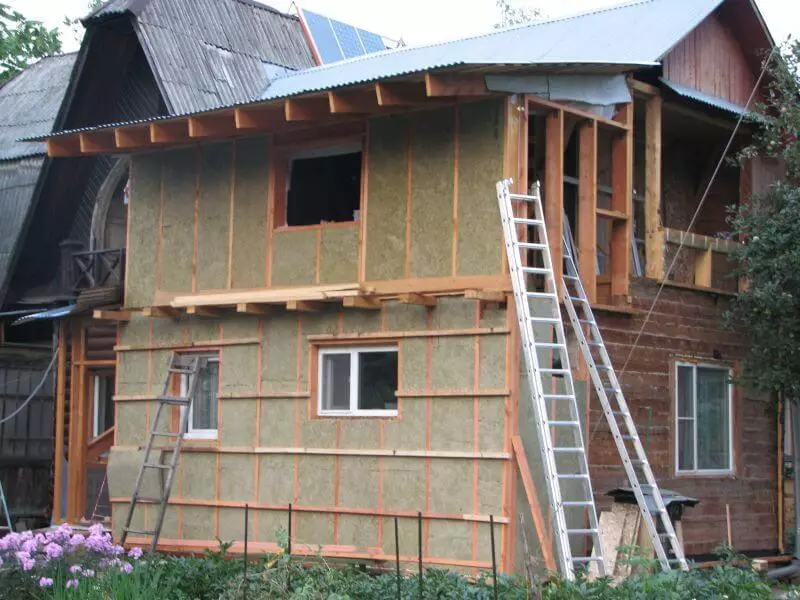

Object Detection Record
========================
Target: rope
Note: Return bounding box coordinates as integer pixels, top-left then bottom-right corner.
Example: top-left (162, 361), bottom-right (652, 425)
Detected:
top-left (0, 348), bottom-right (58, 425)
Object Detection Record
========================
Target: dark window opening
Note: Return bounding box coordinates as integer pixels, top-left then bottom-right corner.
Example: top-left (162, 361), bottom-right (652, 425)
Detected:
top-left (286, 149), bottom-right (362, 227)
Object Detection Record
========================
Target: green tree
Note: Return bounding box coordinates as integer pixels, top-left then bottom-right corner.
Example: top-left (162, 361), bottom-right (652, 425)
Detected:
top-left (727, 41), bottom-right (800, 397)
top-left (495, 0), bottom-right (541, 28)
top-left (0, 3), bottom-right (61, 84)
top-left (63, 0), bottom-right (106, 46)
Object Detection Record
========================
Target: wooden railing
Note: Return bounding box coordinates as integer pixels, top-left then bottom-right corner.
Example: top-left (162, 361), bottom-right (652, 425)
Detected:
top-left (652, 228), bottom-right (741, 293)
top-left (71, 248), bottom-right (125, 293)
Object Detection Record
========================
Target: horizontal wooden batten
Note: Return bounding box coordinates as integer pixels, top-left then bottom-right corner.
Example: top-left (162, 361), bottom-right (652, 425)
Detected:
top-left (308, 327), bottom-right (509, 342)
top-left (596, 207), bottom-right (629, 221)
top-left (527, 96), bottom-right (630, 131)
top-left (395, 389), bottom-right (509, 398)
top-left (92, 310), bottom-right (131, 322)
top-left (114, 337), bottom-right (260, 352)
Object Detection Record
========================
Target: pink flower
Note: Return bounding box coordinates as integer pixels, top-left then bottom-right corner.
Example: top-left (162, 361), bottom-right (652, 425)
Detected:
top-left (83, 569), bottom-right (95, 578)
top-left (69, 564), bottom-right (83, 574)
top-left (128, 547), bottom-right (143, 559)
top-left (88, 523), bottom-right (105, 536)
top-left (38, 577), bottom-right (53, 587)
top-left (68, 534), bottom-right (85, 548)
top-left (120, 561), bottom-right (134, 574)
top-left (66, 579), bottom-right (79, 589)
top-left (45, 542), bottom-right (63, 559)
top-left (21, 558), bottom-right (35, 571)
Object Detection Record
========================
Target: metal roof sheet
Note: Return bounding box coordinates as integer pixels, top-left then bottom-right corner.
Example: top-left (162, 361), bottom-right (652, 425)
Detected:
top-left (660, 77), bottom-right (751, 117)
top-left (11, 304), bottom-right (76, 326)
top-left (0, 54), bottom-right (77, 160)
top-left (260, 0), bottom-right (725, 101)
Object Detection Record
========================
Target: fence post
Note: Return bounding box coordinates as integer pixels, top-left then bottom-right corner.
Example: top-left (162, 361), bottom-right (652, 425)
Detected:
top-left (243, 503), bottom-right (249, 600)
top-left (417, 511), bottom-right (423, 600)
top-left (395, 516), bottom-right (401, 600)
top-left (490, 514), bottom-right (498, 600)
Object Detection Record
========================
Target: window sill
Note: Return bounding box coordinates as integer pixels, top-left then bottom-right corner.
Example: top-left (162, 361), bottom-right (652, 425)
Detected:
top-left (274, 222), bottom-right (357, 233)
top-left (184, 432), bottom-right (218, 442)
top-left (675, 470), bottom-right (735, 479)
top-left (317, 411), bottom-right (399, 419)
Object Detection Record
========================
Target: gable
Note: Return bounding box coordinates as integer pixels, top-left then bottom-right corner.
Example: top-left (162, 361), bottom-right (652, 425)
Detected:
top-left (662, 3), bottom-right (769, 107)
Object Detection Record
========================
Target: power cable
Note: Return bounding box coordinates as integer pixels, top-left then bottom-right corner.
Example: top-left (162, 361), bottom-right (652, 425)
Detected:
top-left (0, 348), bottom-right (58, 426)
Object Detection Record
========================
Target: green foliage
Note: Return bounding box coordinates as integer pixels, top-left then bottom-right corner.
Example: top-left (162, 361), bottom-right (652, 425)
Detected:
top-left (0, 3), bottom-right (61, 84)
top-left (728, 41), bottom-right (800, 397)
top-left (63, 0), bottom-right (106, 47)
top-left (495, 0), bottom-right (541, 28)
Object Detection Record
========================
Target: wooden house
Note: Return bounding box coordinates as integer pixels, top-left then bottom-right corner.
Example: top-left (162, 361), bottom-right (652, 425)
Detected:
top-left (32, 0), bottom-right (784, 573)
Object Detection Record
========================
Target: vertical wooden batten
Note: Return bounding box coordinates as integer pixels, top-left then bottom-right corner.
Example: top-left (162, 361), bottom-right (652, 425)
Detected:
top-left (578, 121), bottom-right (598, 303)
top-left (645, 95), bottom-right (664, 280)
top-left (610, 104), bottom-right (633, 303)
top-left (544, 109), bottom-right (565, 287)
top-left (53, 324), bottom-right (68, 523)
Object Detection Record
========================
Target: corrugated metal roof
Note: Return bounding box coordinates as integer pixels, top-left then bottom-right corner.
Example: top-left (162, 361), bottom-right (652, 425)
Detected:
top-left (660, 77), bottom-right (751, 116)
top-left (11, 304), bottom-right (76, 326)
top-left (260, 0), bottom-right (725, 100)
top-left (0, 54), bottom-right (77, 160)
top-left (86, 0), bottom-right (315, 113)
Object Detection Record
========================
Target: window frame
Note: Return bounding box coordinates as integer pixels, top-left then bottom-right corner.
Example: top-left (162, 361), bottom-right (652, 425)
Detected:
top-left (180, 355), bottom-right (220, 440)
top-left (272, 135), bottom-right (365, 230)
top-left (317, 345), bottom-right (399, 418)
top-left (674, 361), bottom-right (734, 476)
top-left (91, 374), bottom-right (115, 439)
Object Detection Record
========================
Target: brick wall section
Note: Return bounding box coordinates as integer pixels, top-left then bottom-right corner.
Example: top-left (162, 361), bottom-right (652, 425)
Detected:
top-left (588, 279), bottom-right (778, 556)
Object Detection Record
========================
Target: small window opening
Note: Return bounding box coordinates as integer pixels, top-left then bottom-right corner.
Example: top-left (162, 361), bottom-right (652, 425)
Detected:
top-left (318, 346), bottom-right (398, 416)
top-left (180, 355), bottom-right (219, 439)
top-left (92, 374), bottom-right (115, 438)
top-left (285, 145), bottom-right (362, 227)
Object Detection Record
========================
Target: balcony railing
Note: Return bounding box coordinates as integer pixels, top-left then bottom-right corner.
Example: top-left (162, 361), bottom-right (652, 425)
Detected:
top-left (71, 248), bottom-right (125, 293)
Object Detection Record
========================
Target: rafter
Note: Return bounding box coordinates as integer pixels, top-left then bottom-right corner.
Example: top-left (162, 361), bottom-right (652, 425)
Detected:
top-left (150, 121), bottom-right (190, 144)
top-left (188, 114), bottom-right (237, 138)
top-left (47, 136), bottom-right (81, 157)
top-left (234, 106), bottom-right (286, 130)
top-left (328, 90), bottom-right (381, 114)
top-left (115, 125), bottom-right (151, 150)
top-left (186, 306), bottom-right (225, 317)
top-left (79, 131), bottom-right (117, 154)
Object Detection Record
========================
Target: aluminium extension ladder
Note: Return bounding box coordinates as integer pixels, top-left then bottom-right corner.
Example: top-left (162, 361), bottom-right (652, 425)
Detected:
top-left (0, 477), bottom-right (12, 535)
top-left (497, 179), bottom-right (605, 580)
top-left (120, 353), bottom-right (204, 552)
top-left (561, 230), bottom-right (689, 572)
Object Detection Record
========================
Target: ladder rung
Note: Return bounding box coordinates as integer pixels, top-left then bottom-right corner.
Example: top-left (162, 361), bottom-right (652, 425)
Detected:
top-left (122, 528), bottom-right (156, 536)
top-left (518, 242), bottom-right (548, 250)
top-left (572, 556), bottom-right (604, 562)
top-left (568, 296), bottom-right (588, 304)
top-left (540, 368), bottom-right (570, 374)
top-left (529, 316), bottom-right (560, 323)
top-left (562, 501), bottom-right (593, 507)
top-left (526, 292), bottom-right (557, 299)
top-left (553, 447), bottom-right (584, 453)
top-left (543, 394), bottom-right (573, 400)
top-left (513, 218), bottom-right (544, 226)
top-left (547, 421), bottom-right (581, 427)
top-left (557, 473), bottom-right (589, 479)
top-left (533, 342), bottom-right (565, 349)
top-left (143, 463), bottom-right (170, 470)
top-left (157, 395), bottom-right (191, 406)
top-left (567, 529), bottom-right (598, 535)
top-left (563, 275), bottom-right (579, 281)
top-left (522, 267), bottom-right (550, 275)
top-left (134, 496), bottom-right (164, 503)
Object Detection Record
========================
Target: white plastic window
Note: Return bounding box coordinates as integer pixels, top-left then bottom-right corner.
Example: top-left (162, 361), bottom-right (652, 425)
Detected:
top-left (318, 346), bottom-right (398, 417)
top-left (180, 356), bottom-right (219, 439)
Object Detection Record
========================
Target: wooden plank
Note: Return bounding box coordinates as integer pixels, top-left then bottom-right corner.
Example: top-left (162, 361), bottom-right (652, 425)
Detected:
top-left (236, 303), bottom-right (272, 315)
top-left (694, 248), bottom-right (713, 288)
top-left (234, 106), bottom-right (285, 130)
top-left (284, 97), bottom-right (331, 121)
top-left (46, 136), bottom-right (81, 157)
top-left (92, 310), bottom-right (132, 322)
top-left (645, 95), bottom-right (665, 280)
top-left (150, 121), bottom-right (189, 144)
top-left (610, 103), bottom-right (633, 303)
top-left (342, 296), bottom-right (382, 310)
top-left (186, 306), bottom-right (225, 317)
top-left (511, 436), bottom-right (556, 571)
top-left (578, 121), bottom-right (598, 304)
top-left (631, 79), bottom-right (660, 96)
top-left (307, 327), bottom-right (508, 341)
top-left (397, 293), bottom-right (437, 307)
top-left (464, 289), bottom-right (506, 303)
top-left (114, 337), bottom-right (261, 352)
top-left (596, 207), bottom-right (628, 221)
top-left (171, 283), bottom-right (362, 308)
top-left (141, 306), bottom-right (181, 319)
top-left (545, 110), bottom-right (564, 288)
top-left (425, 72), bottom-right (486, 97)
top-left (375, 81), bottom-right (428, 106)
top-left (286, 300), bottom-right (325, 312)
top-left (188, 114), bottom-right (237, 138)
top-left (528, 96), bottom-right (629, 131)
top-left (52, 325), bottom-right (67, 523)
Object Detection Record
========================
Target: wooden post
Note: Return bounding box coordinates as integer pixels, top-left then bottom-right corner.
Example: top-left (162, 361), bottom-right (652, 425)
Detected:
top-left (52, 324), bottom-right (68, 523)
top-left (645, 95), bottom-right (664, 280)
top-left (694, 248), bottom-right (713, 288)
top-left (544, 110), bottom-right (564, 288)
top-left (578, 121), bottom-right (598, 304)
top-left (610, 104), bottom-right (633, 303)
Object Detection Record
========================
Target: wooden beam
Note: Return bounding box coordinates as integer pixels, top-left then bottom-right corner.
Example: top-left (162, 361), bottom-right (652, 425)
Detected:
top-left (342, 296), bottom-right (382, 310)
top-left (645, 94), bottom-right (665, 280)
top-left (397, 293), bottom-right (437, 307)
top-left (544, 110), bottom-right (564, 289)
top-left (286, 300), bottom-right (325, 312)
top-left (236, 303), bottom-right (272, 315)
top-left (115, 125), bottom-right (150, 150)
top-left (188, 114), bottom-right (237, 138)
top-left (186, 306), bottom-right (224, 317)
top-left (511, 436), bottom-right (556, 572)
top-left (631, 79), bottom-right (660, 97)
top-left (47, 136), bottom-right (81, 157)
top-left (150, 121), bottom-right (189, 144)
top-left (694, 248), bottom-right (713, 288)
top-left (284, 97), bottom-right (331, 121)
top-left (610, 103), bottom-right (633, 303)
top-left (92, 310), bottom-right (132, 322)
top-left (79, 130), bottom-right (116, 153)
top-left (595, 207), bottom-right (628, 221)
top-left (328, 90), bottom-right (381, 114)
top-left (425, 72), bottom-right (486, 97)
top-left (578, 121), bottom-right (598, 304)
top-left (142, 306), bottom-right (181, 319)
top-left (464, 289), bottom-right (506, 303)
top-left (234, 106), bottom-right (285, 130)
top-left (52, 325), bottom-right (67, 523)
top-left (375, 81), bottom-right (428, 106)
top-left (528, 96), bottom-right (629, 131)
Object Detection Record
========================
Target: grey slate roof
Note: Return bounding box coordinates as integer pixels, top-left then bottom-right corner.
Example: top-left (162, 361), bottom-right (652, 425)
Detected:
top-left (87, 0), bottom-right (315, 114)
top-left (0, 54), bottom-right (77, 160)
top-left (260, 0), bottom-right (725, 101)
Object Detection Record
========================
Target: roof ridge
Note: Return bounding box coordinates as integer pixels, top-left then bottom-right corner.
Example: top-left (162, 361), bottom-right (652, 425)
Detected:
top-left (269, 0), bottom-right (658, 82)
top-left (234, 0), bottom-right (301, 21)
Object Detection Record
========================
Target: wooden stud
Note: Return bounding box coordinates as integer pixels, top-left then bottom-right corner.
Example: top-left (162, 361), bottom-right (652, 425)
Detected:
top-left (425, 72), bottom-right (486, 97)
top-left (464, 289), bottom-right (506, 303)
top-left (234, 106), bottom-right (285, 130)
top-left (46, 136), bottom-right (81, 157)
top-left (92, 310), bottom-right (132, 322)
top-left (186, 306), bottom-right (225, 317)
top-left (375, 81), bottom-right (428, 106)
top-left (544, 109), bottom-right (564, 288)
top-left (645, 94), bottom-right (665, 280)
top-left (79, 130), bottom-right (116, 153)
top-left (142, 306), bottom-right (181, 319)
top-left (578, 121), bottom-right (598, 304)
top-left (631, 79), bottom-right (660, 97)
top-left (397, 293), bottom-right (437, 307)
top-left (115, 125), bottom-right (151, 149)
top-left (328, 90), bottom-right (381, 114)
top-left (342, 296), bottom-right (382, 310)
top-left (150, 121), bottom-right (189, 144)
top-left (286, 300), bottom-right (325, 312)
top-left (236, 303), bottom-right (272, 315)
top-left (529, 96), bottom-right (629, 132)
top-left (188, 114), bottom-right (237, 138)
top-left (52, 325), bottom-right (67, 523)
top-left (596, 207), bottom-right (628, 221)
top-left (610, 103), bottom-right (633, 303)
top-left (694, 248), bottom-right (713, 288)
top-left (284, 97), bottom-right (331, 121)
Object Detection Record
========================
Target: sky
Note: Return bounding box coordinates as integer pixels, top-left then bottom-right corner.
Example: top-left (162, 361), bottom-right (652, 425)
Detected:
top-left (7, 0), bottom-right (800, 53)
